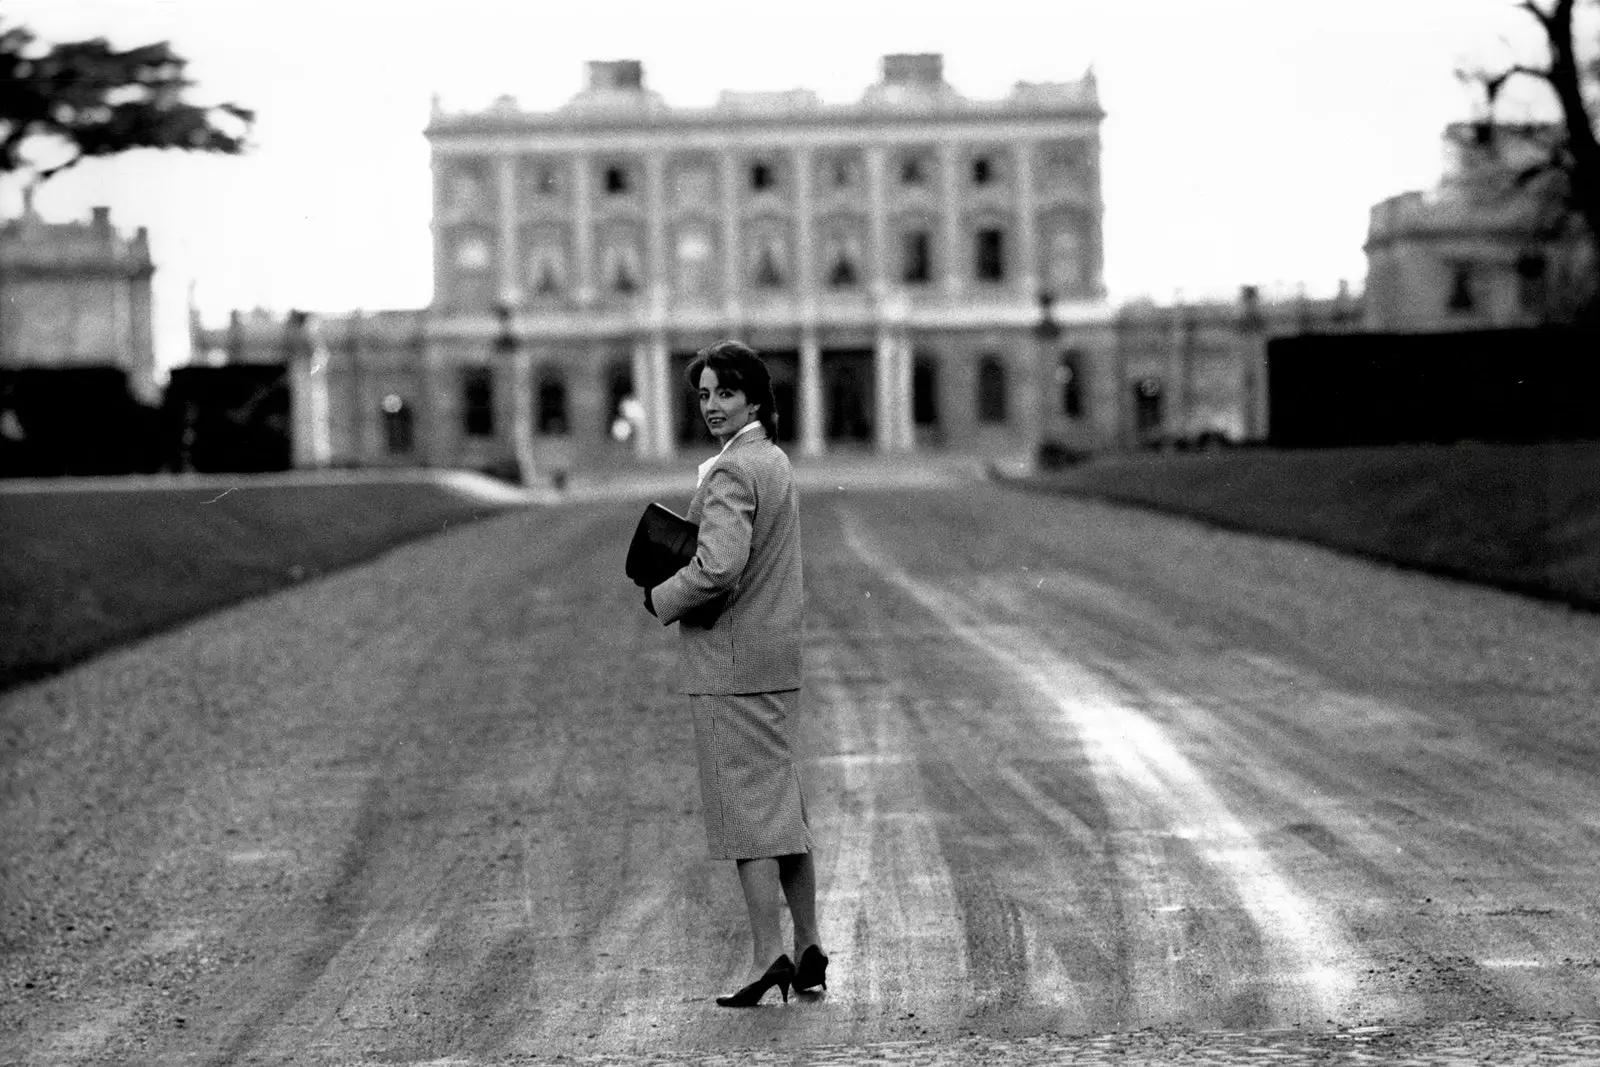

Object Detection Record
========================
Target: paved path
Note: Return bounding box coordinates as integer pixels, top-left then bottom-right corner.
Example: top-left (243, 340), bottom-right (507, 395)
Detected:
top-left (3, 475), bottom-right (1599, 1064)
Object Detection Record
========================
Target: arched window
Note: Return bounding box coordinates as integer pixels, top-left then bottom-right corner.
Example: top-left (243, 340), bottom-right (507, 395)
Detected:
top-left (977, 355), bottom-right (1007, 424)
top-left (1134, 376), bottom-right (1164, 440)
top-left (1048, 226), bottom-right (1086, 295)
top-left (1057, 349), bottom-right (1085, 418)
top-left (606, 360), bottom-right (635, 441)
top-left (603, 240), bottom-right (642, 295)
top-left (902, 229), bottom-right (932, 284)
top-left (829, 155), bottom-right (858, 189)
top-left (528, 240), bottom-right (565, 297)
top-left (750, 161), bottom-right (777, 192)
top-left (537, 369), bottom-right (568, 435)
top-left (751, 231), bottom-right (788, 289)
top-left (461, 367), bottom-right (494, 436)
top-left (381, 394), bottom-right (413, 454)
top-left (975, 227), bottom-right (1007, 282)
top-left (674, 227), bottom-right (714, 296)
top-left (824, 231), bottom-right (861, 288)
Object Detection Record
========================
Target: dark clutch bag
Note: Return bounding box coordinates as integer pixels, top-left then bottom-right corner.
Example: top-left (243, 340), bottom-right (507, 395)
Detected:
top-left (626, 502), bottom-right (698, 589)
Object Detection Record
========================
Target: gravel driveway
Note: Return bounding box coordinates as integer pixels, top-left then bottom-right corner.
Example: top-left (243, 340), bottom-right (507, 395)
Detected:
top-left (3, 477), bottom-right (1598, 1064)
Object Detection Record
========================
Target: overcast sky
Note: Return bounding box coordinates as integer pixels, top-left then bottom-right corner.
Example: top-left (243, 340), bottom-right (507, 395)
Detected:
top-left (2, 0), bottom-right (1561, 366)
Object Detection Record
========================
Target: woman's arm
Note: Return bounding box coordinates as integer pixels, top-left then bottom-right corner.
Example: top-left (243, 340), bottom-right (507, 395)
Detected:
top-left (649, 464), bottom-right (754, 625)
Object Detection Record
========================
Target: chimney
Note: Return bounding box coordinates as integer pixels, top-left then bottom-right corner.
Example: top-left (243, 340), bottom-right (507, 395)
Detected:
top-left (587, 59), bottom-right (645, 92)
top-left (91, 206), bottom-right (112, 231)
top-left (881, 53), bottom-right (944, 86)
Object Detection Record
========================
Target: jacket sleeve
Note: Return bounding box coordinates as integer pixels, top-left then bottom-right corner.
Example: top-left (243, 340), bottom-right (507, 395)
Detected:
top-left (649, 463), bottom-right (754, 626)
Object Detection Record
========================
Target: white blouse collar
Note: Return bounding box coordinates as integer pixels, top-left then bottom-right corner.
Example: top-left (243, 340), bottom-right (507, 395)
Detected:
top-left (696, 421), bottom-right (762, 486)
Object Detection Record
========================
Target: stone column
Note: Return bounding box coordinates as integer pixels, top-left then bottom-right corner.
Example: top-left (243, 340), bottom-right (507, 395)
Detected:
top-left (873, 293), bottom-right (908, 453)
top-left (874, 327), bottom-right (895, 453)
top-left (794, 146), bottom-right (815, 297)
top-left (572, 153), bottom-right (595, 305)
top-left (720, 150), bottom-right (742, 321)
top-left (940, 141), bottom-right (963, 295)
top-left (894, 331), bottom-right (915, 451)
top-left (866, 146), bottom-right (887, 295)
top-left (650, 332), bottom-right (673, 458)
top-left (795, 147), bottom-right (823, 457)
top-left (645, 151), bottom-right (668, 309)
top-left (799, 326), bottom-right (823, 457)
top-left (1013, 140), bottom-right (1038, 299)
top-left (496, 154), bottom-right (519, 303)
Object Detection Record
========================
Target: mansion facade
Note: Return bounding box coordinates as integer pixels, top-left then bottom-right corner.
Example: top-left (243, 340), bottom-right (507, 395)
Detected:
top-left (201, 54), bottom-right (1115, 472)
top-left (195, 54), bottom-right (1366, 473)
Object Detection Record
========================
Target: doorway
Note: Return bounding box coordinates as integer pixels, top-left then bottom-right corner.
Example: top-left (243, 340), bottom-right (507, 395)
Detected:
top-left (821, 348), bottom-right (874, 445)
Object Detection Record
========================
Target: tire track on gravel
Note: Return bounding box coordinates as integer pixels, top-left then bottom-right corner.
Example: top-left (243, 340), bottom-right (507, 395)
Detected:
top-left (838, 504), bottom-right (1370, 1027)
top-left (953, 564), bottom-right (1599, 1023)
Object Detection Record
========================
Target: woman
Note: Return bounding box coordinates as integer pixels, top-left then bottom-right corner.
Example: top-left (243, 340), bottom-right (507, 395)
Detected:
top-left (644, 340), bottom-right (828, 1007)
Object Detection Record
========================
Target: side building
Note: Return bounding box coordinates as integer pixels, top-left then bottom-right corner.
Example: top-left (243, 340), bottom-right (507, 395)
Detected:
top-left (0, 201), bottom-right (157, 400)
top-left (1365, 121), bottom-right (1595, 331)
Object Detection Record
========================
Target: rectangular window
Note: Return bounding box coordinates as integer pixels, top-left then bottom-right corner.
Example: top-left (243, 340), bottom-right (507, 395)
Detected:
top-left (461, 367), bottom-right (495, 436)
top-left (903, 230), bottom-right (931, 284)
top-left (976, 228), bottom-right (1006, 282)
top-left (1447, 261), bottom-right (1475, 313)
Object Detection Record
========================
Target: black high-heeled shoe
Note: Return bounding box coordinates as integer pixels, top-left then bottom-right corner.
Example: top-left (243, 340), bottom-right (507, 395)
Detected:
top-left (715, 955), bottom-right (795, 1008)
top-left (794, 945), bottom-right (829, 993)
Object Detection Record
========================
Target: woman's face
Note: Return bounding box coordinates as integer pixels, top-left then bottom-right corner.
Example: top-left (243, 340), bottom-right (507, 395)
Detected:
top-left (697, 367), bottom-right (759, 443)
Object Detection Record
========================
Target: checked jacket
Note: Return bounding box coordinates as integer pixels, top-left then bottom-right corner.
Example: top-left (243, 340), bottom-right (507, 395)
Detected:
top-left (649, 425), bottom-right (805, 695)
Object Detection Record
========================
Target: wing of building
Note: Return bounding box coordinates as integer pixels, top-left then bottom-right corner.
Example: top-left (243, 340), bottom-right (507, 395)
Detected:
top-left (1, 205), bottom-right (157, 401)
top-left (1364, 121), bottom-right (1596, 331)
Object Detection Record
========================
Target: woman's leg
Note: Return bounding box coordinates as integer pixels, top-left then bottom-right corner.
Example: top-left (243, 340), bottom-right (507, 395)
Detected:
top-left (735, 858), bottom-right (787, 973)
top-left (777, 852), bottom-right (821, 957)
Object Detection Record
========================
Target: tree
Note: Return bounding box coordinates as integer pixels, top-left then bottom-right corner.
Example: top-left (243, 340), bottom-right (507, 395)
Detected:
top-left (0, 20), bottom-right (253, 194)
top-left (1469, 0), bottom-right (1600, 317)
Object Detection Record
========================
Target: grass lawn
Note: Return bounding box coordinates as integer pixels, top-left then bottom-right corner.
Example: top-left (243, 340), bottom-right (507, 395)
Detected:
top-left (0, 480), bottom-right (517, 691)
top-left (5, 443), bottom-right (1597, 694)
top-left (1017, 441), bottom-right (1600, 612)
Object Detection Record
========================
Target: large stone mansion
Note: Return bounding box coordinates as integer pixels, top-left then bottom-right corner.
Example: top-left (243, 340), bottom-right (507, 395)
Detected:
top-left (197, 53), bottom-right (1364, 473)
top-left (202, 54), bottom-right (1121, 471)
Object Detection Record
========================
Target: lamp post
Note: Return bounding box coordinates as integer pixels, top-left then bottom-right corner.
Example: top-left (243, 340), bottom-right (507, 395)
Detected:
top-left (1031, 289), bottom-right (1062, 470)
top-left (494, 300), bottom-right (537, 486)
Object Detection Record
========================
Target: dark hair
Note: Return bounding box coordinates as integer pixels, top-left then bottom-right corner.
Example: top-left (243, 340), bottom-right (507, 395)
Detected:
top-left (685, 339), bottom-right (779, 440)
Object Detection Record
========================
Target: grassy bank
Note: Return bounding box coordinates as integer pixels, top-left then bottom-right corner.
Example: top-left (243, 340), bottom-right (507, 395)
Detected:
top-left (1014, 441), bottom-right (1600, 612)
top-left (0, 479), bottom-right (517, 691)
